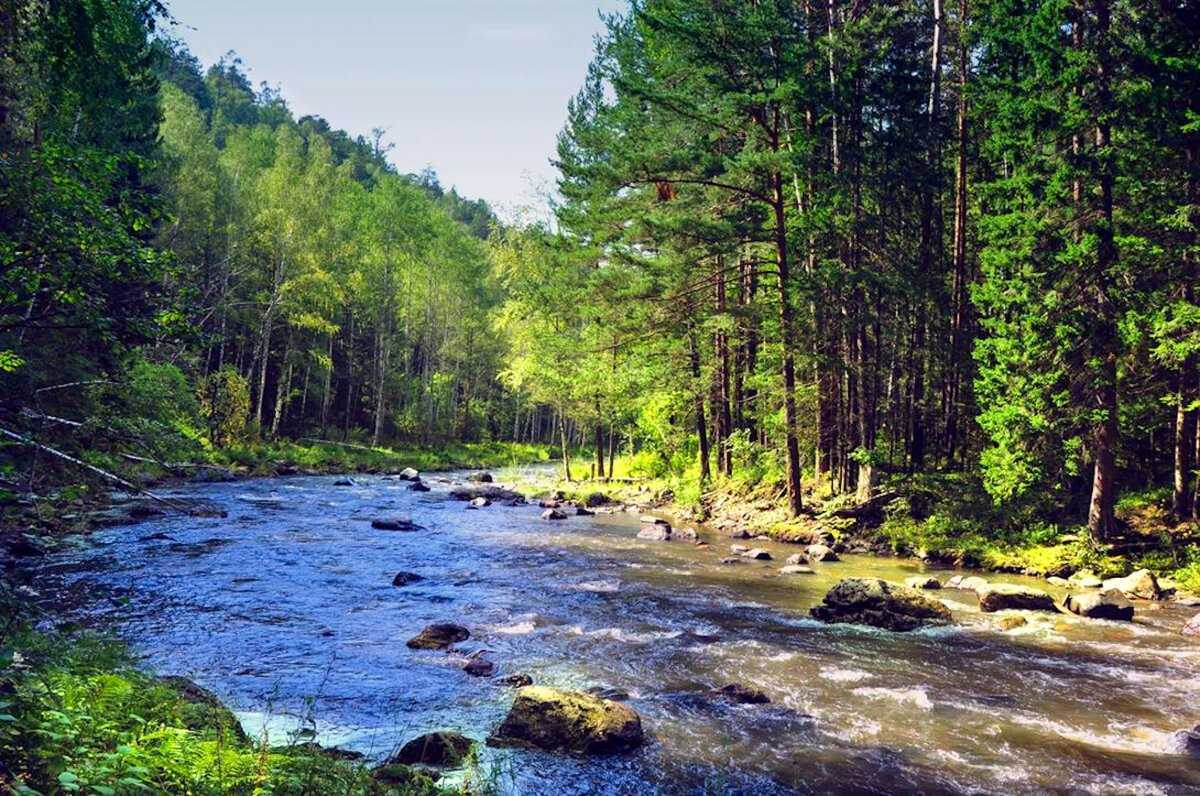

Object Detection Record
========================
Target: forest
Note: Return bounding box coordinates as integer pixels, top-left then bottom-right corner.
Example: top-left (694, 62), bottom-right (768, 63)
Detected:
top-left (2, 0), bottom-right (1200, 794)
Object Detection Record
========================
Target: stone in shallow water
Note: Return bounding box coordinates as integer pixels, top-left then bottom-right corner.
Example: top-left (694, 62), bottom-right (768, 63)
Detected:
top-left (781, 564), bottom-right (815, 575)
top-left (497, 673), bottom-right (533, 688)
top-left (372, 517), bottom-right (421, 531)
top-left (392, 571), bottom-right (424, 587)
top-left (743, 548), bottom-right (772, 561)
top-left (463, 657), bottom-right (495, 677)
top-left (488, 686), bottom-right (643, 753)
top-left (408, 479), bottom-right (431, 492)
top-left (810, 578), bottom-right (952, 631)
top-left (391, 731), bottom-right (474, 766)
top-left (806, 544), bottom-right (840, 562)
top-left (976, 583), bottom-right (1056, 613)
top-left (1101, 569), bottom-right (1160, 600)
top-left (406, 622), bottom-right (469, 650)
top-left (541, 509), bottom-right (567, 521)
top-left (1063, 588), bottom-right (1134, 621)
top-left (713, 683), bottom-right (770, 704)
top-left (637, 524), bottom-right (671, 540)
top-left (1181, 613), bottom-right (1200, 637)
top-left (905, 575), bottom-right (942, 590)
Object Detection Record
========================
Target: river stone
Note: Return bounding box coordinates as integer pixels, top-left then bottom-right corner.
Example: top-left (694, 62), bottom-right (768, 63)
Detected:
top-left (463, 657), bottom-right (495, 677)
top-left (398, 467), bottom-right (420, 481)
top-left (497, 673), bottom-right (533, 687)
top-left (541, 509), bottom-right (567, 521)
top-left (996, 614), bottom-right (1028, 631)
top-left (1183, 613), bottom-right (1200, 637)
top-left (676, 527), bottom-right (699, 541)
top-left (584, 492), bottom-right (612, 507)
top-left (905, 576), bottom-right (942, 590)
top-left (467, 471), bottom-right (494, 483)
top-left (637, 524), bottom-right (671, 541)
top-left (731, 545), bottom-right (750, 554)
top-left (719, 557), bottom-right (742, 565)
top-left (810, 578), bottom-right (952, 631)
top-left (575, 506), bottom-right (595, 516)
top-left (392, 571), bottom-right (424, 587)
top-left (713, 683), bottom-right (770, 704)
top-left (807, 544), bottom-right (839, 563)
top-left (487, 686), bottom-right (644, 753)
top-left (1068, 570), bottom-right (1104, 589)
top-left (156, 676), bottom-right (248, 743)
top-left (743, 548), bottom-right (772, 561)
top-left (946, 575), bottom-right (989, 592)
top-left (468, 496), bottom-right (491, 509)
top-left (1047, 576), bottom-right (1070, 587)
top-left (409, 480), bottom-right (431, 492)
top-left (785, 553), bottom-right (806, 566)
top-left (976, 583), bottom-right (1056, 613)
top-left (781, 564), bottom-right (815, 575)
top-left (372, 517), bottom-right (421, 531)
top-left (1063, 588), bottom-right (1134, 621)
top-left (1172, 725), bottom-right (1200, 758)
top-left (728, 528), bottom-right (753, 540)
top-left (1101, 569), bottom-right (1161, 600)
top-left (407, 623), bottom-right (470, 650)
top-left (392, 731), bottom-right (474, 766)
top-left (333, 478), bottom-right (355, 487)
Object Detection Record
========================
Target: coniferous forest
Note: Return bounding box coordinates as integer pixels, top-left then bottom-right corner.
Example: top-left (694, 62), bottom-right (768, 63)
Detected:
top-left (3, 1), bottom-right (1200, 794)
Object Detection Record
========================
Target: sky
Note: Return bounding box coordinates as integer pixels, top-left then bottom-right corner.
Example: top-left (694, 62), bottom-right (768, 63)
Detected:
top-left (163, 0), bottom-right (626, 220)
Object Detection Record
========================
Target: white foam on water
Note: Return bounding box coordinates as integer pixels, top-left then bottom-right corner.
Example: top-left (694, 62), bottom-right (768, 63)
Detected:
top-left (1009, 712), bottom-right (1187, 758)
top-left (569, 579), bottom-right (621, 593)
top-left (492, 621), bottom-right (536, 635)
top-left (852, 686), bottom-right (934, 711)
top-left (819, 667), bottom-right (873, 683)
top-left (566, 625), bottom-right (683, 644)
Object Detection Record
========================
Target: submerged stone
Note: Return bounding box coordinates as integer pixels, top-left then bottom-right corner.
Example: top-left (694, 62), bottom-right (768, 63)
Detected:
top-left (713, 683), bottom-right (770, 704)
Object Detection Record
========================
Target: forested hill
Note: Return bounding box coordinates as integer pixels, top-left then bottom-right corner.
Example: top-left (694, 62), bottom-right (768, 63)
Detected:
top-left (1, 1), bottom-right (521, 474)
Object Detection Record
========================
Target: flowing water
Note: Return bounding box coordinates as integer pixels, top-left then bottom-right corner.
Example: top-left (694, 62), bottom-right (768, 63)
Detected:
top-left (33, 468), bottom-right (1200, 794)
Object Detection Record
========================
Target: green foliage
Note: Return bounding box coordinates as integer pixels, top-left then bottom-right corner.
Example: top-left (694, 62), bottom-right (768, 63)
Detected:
top-left (0, 627), bottom-right (448, 796)
top-left (197, 367), bottom-right (250, 447)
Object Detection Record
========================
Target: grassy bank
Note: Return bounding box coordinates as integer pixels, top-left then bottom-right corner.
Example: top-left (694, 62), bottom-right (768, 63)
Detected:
top-left (0, 622), bottom-right (454, 795)
top-left (518, 455), bottom-right (1200, 596)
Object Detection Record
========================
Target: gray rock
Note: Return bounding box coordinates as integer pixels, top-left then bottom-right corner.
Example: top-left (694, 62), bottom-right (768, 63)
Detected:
top-left (409, 480), bottom-right (431, 492)
top-left (781, 564), bottom-right (815, 575)
top-left (372, 517), bottom-right (421, 531)
top-left (392, 571), bottom-right (424, 587)
top-left (743, 548), bottom-right (772, 561)
top-left (407, 623), bottom-right (470, 650)
top-left (398, 467), bottom-right (420, 481)
top-left (976, 583), bottom-right (1056, 613)
top-left (467, 472), bottom-right (494, 483)
top-left (713, 683), bottom-right (770, 704)
top-left (810, 578), bottom-right (952, 631)
top-left (1183, 613), bottom-right (1200, 637)
top-left (904, 575), bottom-right (942, 590)
top-left (497, 673), bottom-right (533, 687)
top-left (391, 731), bottom-right (474, 766)
top-left (637, 524), bottom-right (671, 541)
top-left (1101, 569), bottom-right (1161, 600)
top-left (1063, 588), bottom-right (1134, 621)
top-left (468, 496), bottom-right (491, 509)
top-left (806, 544), bottom-right (840, 563)
top-left (541, 509), bottom-right (567, 521)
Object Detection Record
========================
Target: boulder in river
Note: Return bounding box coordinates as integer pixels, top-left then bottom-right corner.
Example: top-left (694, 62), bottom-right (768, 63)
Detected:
top-left (333, 478), bottom-right (355, 487)
top-left (1067, 570), bottom-right (1104, 589)
top-left (372, 517), bottom-right (422, 531)
top-left (637, 524), bottom-right (671, 541)
top-left (743, 548), bottom-right (772, 561)
top-left (468, 496), bottom-right (491, 509)
top-left (713, 683), bottom-right (770, 704)
top-left (541, 509), bottom-right (567, 521)
top-left (584, 492), bottom-right (612, 507)
top-left (574, 506), bottom-right (595, 516)
top-left (904, 575), bottom-right (942, 590)
top-left (463, 656), bottom-right (495, 677)
top-left (785, 553), bottom-right (806, 566)
top-left (391, 730), bottom-right (475, 767)
top-left (1063, 588), bottom-right (1134, 621)
top-left (675, 526), bottom-right (699, 541)
top-left (1101, 569), bottom-right (1161, 600)
top-left (449, 484), bottom-right (522, 502)
top-left (392, 571), bottom-right (424, 587)
top-left (1182, 613), bottom-right (1200, 637)
top-left (946, 575), bottom-right (989, 592)
top-left (497, 673), bottom-right (533, 688)
top-left (488, 686), bottom-right (644, 753)
top-left (806, 544), bottom-right (840, 563)
top-left (408, 479), bottom-right (431, 492)
top-left (781, 564), bottom-right (815, 575)
top-left (467, 471), bottom-right (494, 483)
top-left (1172, 725), bottom-right (1200, 758)
top-left (810, 578), bottom-right (952, 631)
top-left (406, 623), bottom-right (470, 650)
top-left (398, 467), bottom-right (420, 481)
top-left (976, 583), bottom-right (1056, 613)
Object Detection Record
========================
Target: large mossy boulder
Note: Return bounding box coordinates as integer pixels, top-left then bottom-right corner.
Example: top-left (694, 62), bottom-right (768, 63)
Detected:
top-left (391, 731), bottom-right (474, 767)
top-left (488, 686), bottom-right (644, 753)
top-left (976, 583), bottom-right (1056, 613)
top-left (1063, 589), bottom-right (1134, 621)
top-left (810, 578), bottom-right (952, 631)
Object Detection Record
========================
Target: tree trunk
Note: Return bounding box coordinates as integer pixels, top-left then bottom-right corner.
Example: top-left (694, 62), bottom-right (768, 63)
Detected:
top-left (946, 0), bottom-right (970, 465)
top-left (772, 170), bottom-right (803, 515)
top-left (689, 325), bottom-right (712, 485)
top-left (559, 412), bottom-right (573, 482)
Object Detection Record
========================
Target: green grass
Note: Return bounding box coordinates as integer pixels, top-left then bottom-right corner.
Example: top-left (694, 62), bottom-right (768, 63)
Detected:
top-left (0, 625), bottom-right (449, 795)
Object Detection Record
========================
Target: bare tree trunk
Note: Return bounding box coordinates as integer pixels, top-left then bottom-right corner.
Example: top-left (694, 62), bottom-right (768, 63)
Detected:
top-left (946, 0), bottom-right (970, 465)
top-left (559, 412), bottom-right (573, 482)
top-left (689, 325), bottom-right (712, 485)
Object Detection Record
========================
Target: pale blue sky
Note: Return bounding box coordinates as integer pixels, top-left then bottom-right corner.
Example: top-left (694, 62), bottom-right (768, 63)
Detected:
top-left (164, 1), bottom-right (625, 219)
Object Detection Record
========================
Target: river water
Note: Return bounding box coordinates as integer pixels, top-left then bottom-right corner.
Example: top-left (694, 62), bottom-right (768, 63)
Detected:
top-left (34, 469), bottom-right (1200, 794)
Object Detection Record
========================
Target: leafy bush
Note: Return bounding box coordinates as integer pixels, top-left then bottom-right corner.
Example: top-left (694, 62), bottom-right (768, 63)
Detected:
top-left (197, 367), bottom-right (250, 447)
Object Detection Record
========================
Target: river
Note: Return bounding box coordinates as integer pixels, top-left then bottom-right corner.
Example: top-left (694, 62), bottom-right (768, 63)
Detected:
top-left (34, 468), bottom-right (1200, 794)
